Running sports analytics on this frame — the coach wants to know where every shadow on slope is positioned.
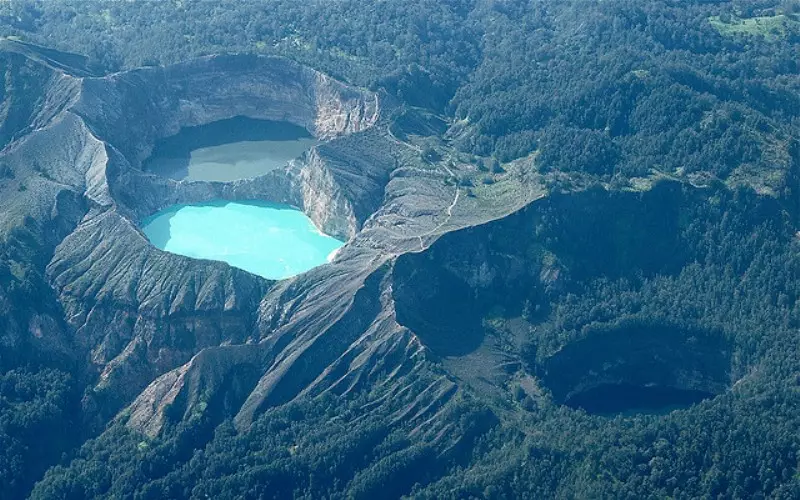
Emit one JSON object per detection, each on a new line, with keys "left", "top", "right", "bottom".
{"left": 541, "top": 320, "right": 732, "bottom": 415}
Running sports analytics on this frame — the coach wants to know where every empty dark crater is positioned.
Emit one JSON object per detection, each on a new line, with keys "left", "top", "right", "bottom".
{"left": 540, "top": 322, "right": 732, "bottom": 415}
{"left": 565, "top": 383, "right": 716, "bottom": 415}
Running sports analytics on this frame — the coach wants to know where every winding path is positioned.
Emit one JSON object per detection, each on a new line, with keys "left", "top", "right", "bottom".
{"left": 385, "top": 127, "right": 461, "bottom": 251}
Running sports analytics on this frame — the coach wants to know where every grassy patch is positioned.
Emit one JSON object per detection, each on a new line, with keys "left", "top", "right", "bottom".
{"left": 709, "top": 13, "right": 799, "bottom": 40}
{"left": 469, "top": 153, "right": 542, "bottom": 212}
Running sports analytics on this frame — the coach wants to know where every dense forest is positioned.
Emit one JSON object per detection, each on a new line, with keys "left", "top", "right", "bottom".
{"left": 1, "top": 0, "right": 798, "bottom": 180}
{"left": 27, "top": 179, "right": 800, "bottom": 500}
{"left": 0, "top": 0, "right": 798, "bottom": 498}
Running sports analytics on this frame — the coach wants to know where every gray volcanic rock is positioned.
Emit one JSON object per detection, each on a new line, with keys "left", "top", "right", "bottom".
{"left": 2, "top": 41, "right": 525, "bottom": 451}
{"left": 0, "top": 44, "right": 81, "bottom": 150}
{"left": 126, "top": 342, "right": 269, "bottom": 438}
{"left": 71, "top": 55, "right": 380, "bottom": 169}
{"left": 48, "top": 208, "right": 268, "bottom": 414}
{"left": 0, "top": 45, "right": 402, "bottom": 430}
{"left": 0, "top": 40, "right": 738, "bottom": 464}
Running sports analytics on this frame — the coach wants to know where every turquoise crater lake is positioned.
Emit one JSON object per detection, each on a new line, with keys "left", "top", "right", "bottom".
{"left": 141, "top": 201, "right": 344, "bottom": 280}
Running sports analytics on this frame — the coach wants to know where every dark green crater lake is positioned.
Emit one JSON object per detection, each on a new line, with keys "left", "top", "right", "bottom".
{"left": 144, "top": 116, "right": 317, "bottom": 182}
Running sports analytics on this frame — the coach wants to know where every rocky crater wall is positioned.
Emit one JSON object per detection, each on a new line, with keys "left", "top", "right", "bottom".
{"left": 71, "top": 54, "right": 383, "bottom": 240}
{"left": 0, "top": 52, "right": 393, "bottom": 427}
{"left": 540, "top": 320, "right": 733, "bottom": 410}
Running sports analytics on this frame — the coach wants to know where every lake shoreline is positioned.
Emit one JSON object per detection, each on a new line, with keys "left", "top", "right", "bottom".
{"left": 141, "top": 200, "right": 344, "bottom": 280}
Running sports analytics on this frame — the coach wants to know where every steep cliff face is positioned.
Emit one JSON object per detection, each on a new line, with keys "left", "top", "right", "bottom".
{"left": 47, "top": 208, "right": 269, "bottom": 421}
{"left": 71, "top": 54, "right": 383, "bottom": 234}
{"left": 388, "top": 180, "right": 790, "bottom": 410}
{"left": 0, "top": 47, "right": 75, "bottom": 150}
{"left": 71, "top": 55, "right": 379, "bottom": 166}
{"left": 2, "top": 43, "right": 508, "bottom": 455}
{"left": 0, "top": 46, "right": 395, "bottom": 431}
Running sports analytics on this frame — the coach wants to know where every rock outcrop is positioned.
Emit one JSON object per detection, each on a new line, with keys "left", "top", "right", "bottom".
{"left": 0, "top": 44, "right": 396, "bottom": 428}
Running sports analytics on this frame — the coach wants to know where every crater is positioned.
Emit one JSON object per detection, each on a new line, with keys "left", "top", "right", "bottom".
{"left": 563, "top": 383, "right": 716, "bottom": 415}
{"left": 140, "top": 200, "right": 344, "bottom": 280}
{"left": 540, "top": 322, "right": 732, "bottom": 415}
{"left": 143, "top": 116, "right": 317, "bottom": 182}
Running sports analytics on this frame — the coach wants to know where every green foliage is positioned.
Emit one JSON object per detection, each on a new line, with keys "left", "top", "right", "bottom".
{"left": 710, "top": 12, "right": 800, "bottom": 40}
{"left": 0, "top": 368, "right": 78, "bottom": 499}
{"left": 31, "top": 393, "right": 491, "bottom": 499}
{"left": 450, "top": 1, "right": 798, "bottom": 177}
{"left": 1, "top": 0, "right": 796, "bottom": 180}
{"left": 0, "top": 1, "right": 797, "bottom": 498}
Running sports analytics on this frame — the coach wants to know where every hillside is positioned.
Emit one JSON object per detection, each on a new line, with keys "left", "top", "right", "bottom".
{"left": 0, "top": 1, "right": 797, "bottom": 498}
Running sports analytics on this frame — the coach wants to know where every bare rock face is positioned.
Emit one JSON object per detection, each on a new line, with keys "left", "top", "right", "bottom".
{"left": 47, "top": 208, "right": 268, "bottom": 418}
{"left": 126, "top": 342, "right": 268, "bottom": 438}
{"left": 299, "top": 148, "right": 360, "bottom": 241}
{"left": 71, "top": 55, "right": 380, "bottom": 168}
{"left": 1, "top": 43, "right": 515, "bottom": 450}
{"left": 0, "top": 45, "right": 399, "bottom": 428}
{"left": 0, "top": 42, "right": 84, "bottom": 150}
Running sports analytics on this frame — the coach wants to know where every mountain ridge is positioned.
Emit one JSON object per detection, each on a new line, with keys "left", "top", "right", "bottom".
{"left": 0, "top": 21, "right": 797, "bottom": 498}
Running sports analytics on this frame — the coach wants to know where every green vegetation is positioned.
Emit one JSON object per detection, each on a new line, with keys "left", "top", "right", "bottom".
{"left": 710, "top": 12, "right": 800, "bottom": 40}
{"left": 0, "top": 0, "right": 796, "bottom": 185}
{"left": 0, "top": 221, "right": 83, "bottom": 499}
{"left": 0, "top": 0, "right": 797, "bottom": 498}
{"left": 399, "top": 182, "right": 800, "bottom": 498}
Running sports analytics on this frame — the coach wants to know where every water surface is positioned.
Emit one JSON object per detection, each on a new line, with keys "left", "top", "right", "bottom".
{"left": 144, "top": 116, "right": 317, "bottom": 182}
{"left": 141, "top": 201, "right": 344, "bottom": 280}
